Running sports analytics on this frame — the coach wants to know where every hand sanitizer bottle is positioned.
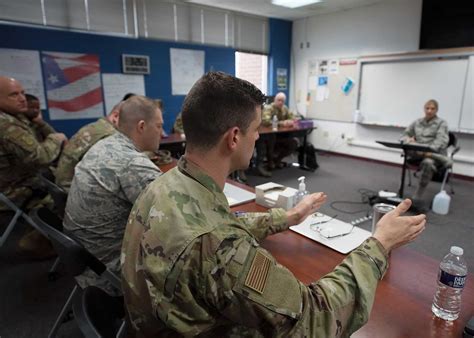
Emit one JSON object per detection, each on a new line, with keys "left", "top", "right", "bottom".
{"left": 294, "top": 176, "right": 308, "bottom": 206}
{"left": 272, "top": 114, "right": 278, "bottom": 131}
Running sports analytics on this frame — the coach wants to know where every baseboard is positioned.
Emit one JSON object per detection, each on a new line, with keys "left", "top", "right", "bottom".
{"left": 317, "top": 150, "right": 474, "bottom": 182}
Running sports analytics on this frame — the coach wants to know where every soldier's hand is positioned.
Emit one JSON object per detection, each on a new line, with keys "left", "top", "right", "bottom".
{"left": 373, "top": 199, "right": 426, "bottom": 253}
{"left": 287, "top": 192, "right": 327, "bottom": 226}
{"left": 51, "top": 133, "right": 68, "bottom": 143}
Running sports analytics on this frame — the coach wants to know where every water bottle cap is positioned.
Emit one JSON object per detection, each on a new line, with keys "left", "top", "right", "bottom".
{"left": 450, "top": 246, "right": 463, "bottom": 256}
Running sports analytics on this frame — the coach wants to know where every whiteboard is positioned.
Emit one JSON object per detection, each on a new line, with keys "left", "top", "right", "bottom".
{"left": 307, "top": 58, "right": 358, "bottom": 122}
{"left": 170, "top": 48, "right": 205, "bottom": 95}
{"left": 0, "top": 48, "right": 46, "bottom": 109}
{"left": 358, "top": 57, "right": 469, "bottom": 130}
{"left": 459, "top": 56, "right": 474, "bottom": 132}
{"left": 102, "top": 73, "right": 145, "bottom": 113}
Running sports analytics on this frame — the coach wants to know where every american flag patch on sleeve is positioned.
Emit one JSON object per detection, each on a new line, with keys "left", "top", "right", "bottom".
{"left": 244, "top": 250, "right": 271, "bottom": 294}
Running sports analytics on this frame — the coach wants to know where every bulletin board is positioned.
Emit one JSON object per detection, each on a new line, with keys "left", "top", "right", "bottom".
{"left": 306, "top": 58, "right": 358, "bottom": 123}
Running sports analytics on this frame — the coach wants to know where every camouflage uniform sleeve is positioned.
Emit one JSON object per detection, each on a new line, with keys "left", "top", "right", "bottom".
{"left": 33, "top": 120, "right": 56, "bottom": 138}
{"left": 203, "top": 236, "right": 388, "bottom": 337}
{"left": 119, "top": 157, "right": 162, "bottom": 203}
{"left": 402, "top": 120, "right": 416, "bottom": 139}
{"left": 173, "top": 113, "right": 184, "bottom": 134}
{"left": 261, "top": 105, "right": 273, "bottom": 126}
{"left": 430, "top": 120, "right": 449, "bottom": 152}
{"left": 235, "top": 208, "right": 288, "bottom": 241}
{"left": 283, "top": 106, "right": 294, "bottom": 120}
{"left": 2, "top": 124, "right": 62, "bottom": 166}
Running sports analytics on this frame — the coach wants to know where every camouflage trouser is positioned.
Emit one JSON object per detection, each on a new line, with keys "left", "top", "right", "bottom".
{"left": 408, "top": 152, "right": 452, "bottom": 187}
{"left": 0, "top": 185, "right": 52, "bottom": 212}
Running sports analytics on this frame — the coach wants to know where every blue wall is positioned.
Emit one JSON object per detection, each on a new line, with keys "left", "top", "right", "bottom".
{"left": 268, "top": 18, "right": 292, "bottom": 102}
{"left": 0, "top": 20, "right": 291, "bottom": 136}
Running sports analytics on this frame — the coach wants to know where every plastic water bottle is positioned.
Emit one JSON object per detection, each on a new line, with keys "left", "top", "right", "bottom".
{"left": 272, "top": 115, "right": 278, "bottom": 131}
{"left": 431, "top": 246, "right": 468, "bottom": 321}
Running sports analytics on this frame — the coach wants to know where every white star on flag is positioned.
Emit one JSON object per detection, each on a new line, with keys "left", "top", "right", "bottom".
{"left": 48, "top": 74, "right": 59, "bottom": 84}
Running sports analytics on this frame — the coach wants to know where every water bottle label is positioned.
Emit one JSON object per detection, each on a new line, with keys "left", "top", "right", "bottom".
{"left": 439, "top": 270, "right": 467, "bottom": 288}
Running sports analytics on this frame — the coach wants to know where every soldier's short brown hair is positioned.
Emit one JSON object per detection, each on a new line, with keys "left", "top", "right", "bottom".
{"left": 181, "top": 71, "right": 266, "bottom": 150}
{"left": 118, "top": 95, "right": 159, "bottom": 131}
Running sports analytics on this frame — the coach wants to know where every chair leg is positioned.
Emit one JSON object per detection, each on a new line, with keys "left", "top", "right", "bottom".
{"left": 408, "top": 169, "right": 412, "bottom": 187}
{"left": 0, "top": 209, "right": 22, "bottom": 248}
{"left": 48, "top": 285, "right": 80, "bottom": 338}
{"left": 48, "top": 257, "right": 61, "bottom": 281}
{"left": 116, "top": 320, "right": 127, "bottom": 338}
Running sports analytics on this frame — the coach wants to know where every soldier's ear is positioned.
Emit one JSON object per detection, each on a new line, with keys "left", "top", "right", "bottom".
{"left": 225, "top": 127, "right": 240, "bottom": 151}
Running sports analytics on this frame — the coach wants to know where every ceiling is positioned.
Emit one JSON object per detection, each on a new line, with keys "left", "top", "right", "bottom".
{"left": 183, "top": 0, "right": 388, "bottom": 20}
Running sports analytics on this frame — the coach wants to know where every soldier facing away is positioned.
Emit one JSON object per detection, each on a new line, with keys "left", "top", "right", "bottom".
{"left": 121, "top": 72, "right": 426, "bottom": 337}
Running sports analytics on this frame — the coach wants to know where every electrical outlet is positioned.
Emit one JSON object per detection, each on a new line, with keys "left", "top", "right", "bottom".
{"left": 323, "top": 131, "right": 329, "bottom": 137}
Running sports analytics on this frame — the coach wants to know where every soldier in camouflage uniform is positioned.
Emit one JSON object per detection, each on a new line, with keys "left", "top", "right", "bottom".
{"left": 24, "top": 93, "right": 57, "bottom": 143}
{"left": 173, "top": 112, "right": 184, "bottom": 134}
{"left": 63, "top": 96, "right": 163, "bottom": 295}
{"left": 0, "top": 77, "right": 66, "bottom": 210}
{"left": 402, "top": 99, "right": 451, "bottom": 202}
{"left": 0, "top": 76, "right": 67, "bottom": 257}
{"left": 256, "top": 92, "right": 298, "bottom": 177}
{"left": 121, "top": 72, "right": 426, "bottom": 337}
{"left": 54, "top": 102, "right": 120, "bottom": 190}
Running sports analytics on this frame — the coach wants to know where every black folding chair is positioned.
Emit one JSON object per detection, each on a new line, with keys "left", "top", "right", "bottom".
{"left": 38, "top": 171, "right": 68, "bottom": 219}
{"left": 73, "top": 286, "right": 126, "bottom": 338}
{"left": 29, "top": 207, "right": 122, "bottom": 338}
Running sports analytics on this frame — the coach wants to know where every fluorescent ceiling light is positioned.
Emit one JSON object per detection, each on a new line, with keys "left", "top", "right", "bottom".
{"left": 271, "top": 0, "right": 323, "bottom": 9}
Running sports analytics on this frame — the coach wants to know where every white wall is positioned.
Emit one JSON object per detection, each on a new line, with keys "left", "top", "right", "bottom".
{"left": 290, "top": 0, "right": 474, "bottom": 177}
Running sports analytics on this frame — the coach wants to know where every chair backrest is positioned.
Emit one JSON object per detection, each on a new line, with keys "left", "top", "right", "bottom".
{"left": 448, "top": 132, "right": 457, "bottom": 148}
{"left": 73, "top": 286, "right": 125, "bottom": 338}
{"left": 30, "top": 207, "right": 106, "bottom": 277}
{"left": 38, "top": 171, "right": 68, "bottom": 217}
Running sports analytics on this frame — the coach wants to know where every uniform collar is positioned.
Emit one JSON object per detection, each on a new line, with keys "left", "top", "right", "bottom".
{"left": 177, "top": 156, "right": 229, "bottom": 208}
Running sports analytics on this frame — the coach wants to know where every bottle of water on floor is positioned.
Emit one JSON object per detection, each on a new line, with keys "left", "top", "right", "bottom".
{"left": 431, "top": 246, "right": 467, "bottom": 321}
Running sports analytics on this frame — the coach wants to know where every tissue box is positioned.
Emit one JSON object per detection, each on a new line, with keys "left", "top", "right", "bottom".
{"left": 255, "top": 182, "right": 298, "bottom": 210}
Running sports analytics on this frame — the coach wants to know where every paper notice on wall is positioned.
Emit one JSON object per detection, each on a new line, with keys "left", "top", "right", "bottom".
{"left": 329, "top": 59, "right": 339, "bottom": 74}
{"left": 308, "top": 59, "right": 318, "bottom": 76}
{"left": 319, "top": 60, "right": 328, "bottom": 75}
{"left": 277, "top": 68, "right": 288, "bottom": 90}
{"left": 170, "top": 48, "right": 205, "bottom": 95}
{"left": 0, "top": 48, "right": 47, "bottom": 109}
{"left": 308, "top": 75, "right": 318, "bottom": 90}
{"left": 102, "top": 74, "right": 145, "bottom": 113}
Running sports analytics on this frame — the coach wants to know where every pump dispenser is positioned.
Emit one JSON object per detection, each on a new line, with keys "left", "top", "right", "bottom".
{"left": 294, "top": 176, "right": 308, "bottom": 206}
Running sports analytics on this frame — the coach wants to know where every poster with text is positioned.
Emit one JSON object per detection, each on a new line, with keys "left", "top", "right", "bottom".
{"left": 277, "top": 68, "right": 288, "bottom": 90}
{"left": 42, "top": 52, "right": 104, "bottom": 120}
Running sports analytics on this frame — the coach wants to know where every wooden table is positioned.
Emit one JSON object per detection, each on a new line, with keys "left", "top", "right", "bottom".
{"left": 159, "top": 160, "right": 473, "bottom": 337}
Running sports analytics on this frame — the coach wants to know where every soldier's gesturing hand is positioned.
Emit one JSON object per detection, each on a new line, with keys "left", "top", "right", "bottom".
{"left": 286, "top": 192, "right": 327, "bottom": 226}
{"left": 373, "top": 199, "right": 426, "bottom": 252}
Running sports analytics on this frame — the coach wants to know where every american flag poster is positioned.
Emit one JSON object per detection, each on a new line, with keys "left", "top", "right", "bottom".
{"left": 42, "top": 52, "right": 104, "bottom": 120}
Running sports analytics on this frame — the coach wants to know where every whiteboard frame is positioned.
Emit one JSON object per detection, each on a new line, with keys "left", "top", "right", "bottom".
{"left": 356, "top": 50, "right": 474, "bottom": 133}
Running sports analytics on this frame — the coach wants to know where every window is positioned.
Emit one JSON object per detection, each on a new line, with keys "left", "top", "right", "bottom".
{"left": 235, "top": 51, "right": 268, "bottom": 94}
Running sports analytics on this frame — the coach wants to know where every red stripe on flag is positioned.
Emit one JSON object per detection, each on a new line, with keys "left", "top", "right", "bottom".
{"left": 63, "top": 65, "right": 100, "bottom": 83}
{"left": 46, "top": 54, "right": 99, "bottom": 66}
{"left": 48, "top": 87, "right": 103, "bottom": 112}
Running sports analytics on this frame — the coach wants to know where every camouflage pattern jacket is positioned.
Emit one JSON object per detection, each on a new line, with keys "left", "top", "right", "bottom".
{"left": 173, "top": 112, "right": 184, "bottom": 134}
{"left": 261, "top": 103, "right": 294, "bottom": 127}
{"left": 55, "top": 117, "right": 116, "bottom": 190}
{"left": 403, "top": 116, "right": 449, "bottom": 155}
{"left": 63, "top": 132, "right": 162, "bottom": 293}
{"left": 121, "top": 156, "right": 388, "bottom": 337}
{"left": 28, "top": 118, "right": 56, "bottom": 142}
{"left": 0, "top": 111, "right": 62, "bottom": 209}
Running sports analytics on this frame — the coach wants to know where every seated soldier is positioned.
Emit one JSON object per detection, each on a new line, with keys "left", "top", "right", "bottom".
{"left": 63, "top": 96, "right": 163, "bottom": 295}
{"left": 121, "top": 72, "right": 426, "bottom": 337}
{"left": 54, "top": 103, "right": 120, "bottom": 190}
{"left": 173, "top": 112, "right": 184, "bottom": 134}
{"left": 24, "top": 94, "right": 57, "bottom": 142}
{"left": 0, "top": 76, "right": 67, "bottom": 258}
{"left": 401, "top": 99, "right": 451, "bottom": 206}
{"left": 255, "top": 92, "right": 298, "bottom": 177}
